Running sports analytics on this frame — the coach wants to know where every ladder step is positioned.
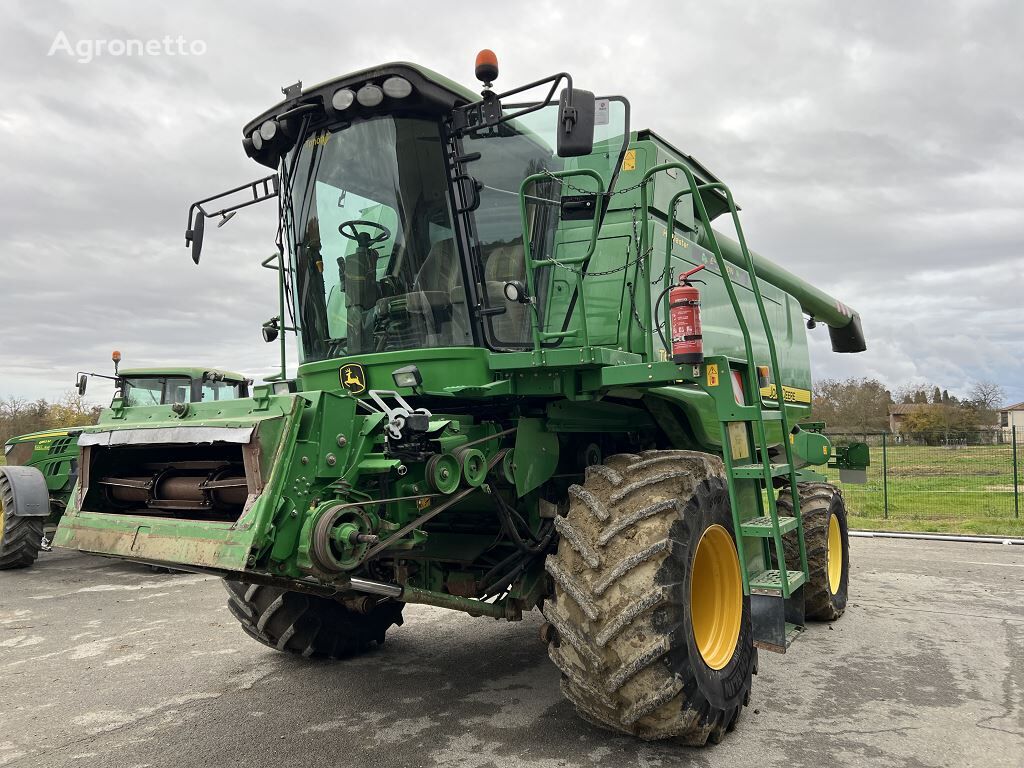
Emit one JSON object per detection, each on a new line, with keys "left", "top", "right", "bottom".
{"left": 731, "top": 463, "right": 792, "bottom": 479}
{"left": 740, "top": 515, "right": 799, "bottom": 537}
{"left": 749, "top": 569, "right": 806, "bottom": 593}
{"left": 760, "top": 409, "right": 784, "bottom": 421}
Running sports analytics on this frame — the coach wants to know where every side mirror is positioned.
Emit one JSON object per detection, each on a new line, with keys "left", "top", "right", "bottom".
{"left": 556, "top": 88, "right": 596, "bottom": 158}
{"left": 186, "top": 212, "right": 206, "bottom": 265}
{"left": 76, "top": 374, "right": 88, "bottom": 396}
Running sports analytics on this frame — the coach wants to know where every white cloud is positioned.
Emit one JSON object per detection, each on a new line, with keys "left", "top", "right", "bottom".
{"left": 1, "top": 0, "right": 1022, "bottom": 407}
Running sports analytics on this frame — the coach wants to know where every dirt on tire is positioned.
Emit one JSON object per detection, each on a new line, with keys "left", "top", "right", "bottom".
{"left": 224, "top": 580, "right": 404, "bottom": 658}
{"left": 543, "top": 450, "right": 755, "bottom": 745}
{"left": 777, "top": 482, "right": 849, "bottom": 621}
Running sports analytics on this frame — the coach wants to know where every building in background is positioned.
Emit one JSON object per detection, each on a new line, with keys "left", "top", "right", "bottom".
{"left": 888, "top": 403, "right": 929, "bottom": 435}
{"left": 999, "top": 402, "right": 1024, "bottom": 440}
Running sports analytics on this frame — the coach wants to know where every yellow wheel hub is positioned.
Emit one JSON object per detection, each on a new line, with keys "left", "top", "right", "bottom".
{"left": 827, "top": 513, "right": 842, "bottom": 594}
{"left": 690, "top": 524, "right": 743, "bottom": 670}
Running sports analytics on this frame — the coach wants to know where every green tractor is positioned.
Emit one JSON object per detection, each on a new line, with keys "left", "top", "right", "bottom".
{"left": 54, "top": 56, "right": 869, "bottom": 744}
{"left": 1, "top": 357, "right": 250, "bottom": 569}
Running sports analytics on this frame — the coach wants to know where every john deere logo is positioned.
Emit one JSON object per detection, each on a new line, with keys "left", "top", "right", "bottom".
{"left": 339, "top": 363, "right": 366, "bottom": 394}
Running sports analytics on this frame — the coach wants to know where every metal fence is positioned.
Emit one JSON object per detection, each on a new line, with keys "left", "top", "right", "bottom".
{"left": 823, "top": 427, "right": 1022, "bottom": 535}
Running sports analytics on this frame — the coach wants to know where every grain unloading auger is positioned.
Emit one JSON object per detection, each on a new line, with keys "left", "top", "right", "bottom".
{"left": 55, "top": 52, "right": 869, "bottom": 744}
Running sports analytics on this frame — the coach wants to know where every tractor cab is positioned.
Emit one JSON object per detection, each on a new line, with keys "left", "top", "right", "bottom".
{"left": 117, "top": 368, "right": 249, "bottom": 407}
{"left": 188, "top": 60, "right": 631, "bottom": 375}
{"left": 75, "top": 353, "right": 250, "bottom": 407}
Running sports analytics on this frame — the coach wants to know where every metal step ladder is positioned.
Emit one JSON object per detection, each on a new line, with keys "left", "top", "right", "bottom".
{"left": 642, "top": 164, "right": 809, "bottom": 650}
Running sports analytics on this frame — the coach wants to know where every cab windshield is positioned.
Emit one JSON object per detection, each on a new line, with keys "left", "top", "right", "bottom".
{"left": 120, "top": 376, "right": 244, "bottom": 406}
{"left": 285, "top": 117, "right": 469, "bottom": 363}
{"left": 122, "top": 377, "right": 191, "bottom": 406}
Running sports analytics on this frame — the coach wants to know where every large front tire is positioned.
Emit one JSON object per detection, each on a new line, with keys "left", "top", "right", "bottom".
{"left": 777, "top": 483, "right": 849, "bottom": 621}
{"left": 224, "top": 580, "right": 404, "bottom": 658}
{"left": 0, "top": 472, "right": 44, "bottom": 570}
{"left": 543, "top": 450, "right": 755, "bottom": 744}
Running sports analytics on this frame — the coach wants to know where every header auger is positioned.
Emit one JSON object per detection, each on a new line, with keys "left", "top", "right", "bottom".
{"left": 55, "top": 53, "right": 869, "bottom": 745}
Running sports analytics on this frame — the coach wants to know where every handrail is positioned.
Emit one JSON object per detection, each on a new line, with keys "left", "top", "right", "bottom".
{"left": 638, "top": 163, "right": 757, "bottom": 372}
{"left": 638, "top": 162, "right": 809, "bottom": 596}
{"left": 518, "top": 168, "right": 606, "bottom": 351}
{"left": 701, "top": 181, "right": 809, "bottom": 580}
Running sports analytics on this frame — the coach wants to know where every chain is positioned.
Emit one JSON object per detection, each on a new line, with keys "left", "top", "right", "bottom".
{"left": 537, "top": 168, "right": 651, "bottom": 198}
{"left": 531, "top": 169, "right": 670, "bottom": 333}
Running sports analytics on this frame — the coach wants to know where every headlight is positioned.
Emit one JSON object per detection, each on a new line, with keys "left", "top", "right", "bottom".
{"left": 259, "top": 120, "right": 279, "bottom": 141}
{"left": 332, "top": 88, "right": 355, "bottom": 110}
{"left": 392, "top": 365, "right": 422, "bottom": 389}
{"left": 251, "top": 129, "right": 264, "bottom": 151}
{"left": 382, "top": 77, "right": 413, "bottom": 99}
{"left": 356, "top": 84, "right": 384, "bottom": 107}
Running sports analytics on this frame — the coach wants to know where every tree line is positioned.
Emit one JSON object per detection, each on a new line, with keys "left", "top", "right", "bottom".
{"left": 812, "top": 377, "right": 1005, "bottom": 439}
{"left": 0, "top": 378, "right": 1008, "bottom": 450}
{"left": 0, "top": 393, "right": 103, "bottom": 450}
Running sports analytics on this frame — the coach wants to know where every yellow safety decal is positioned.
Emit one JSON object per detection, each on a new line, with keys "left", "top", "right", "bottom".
{"left": 760, "top": 384, "right": 812, "bottom": 404}
{"left": 622, "top": 149, "right": 636, "bottom": 171}
{"left": 706, "top": 364, "right": 719, "bottom": 387}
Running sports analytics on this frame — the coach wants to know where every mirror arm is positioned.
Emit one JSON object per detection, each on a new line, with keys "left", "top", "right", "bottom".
{"left": 76, "top": 371, "right": 119, "bottom": 383}
{"left": 184, "top": 175, "right": 280, "bottom": 251}
{"left": 453, "top": 72, "right": 573, "bottom": 135}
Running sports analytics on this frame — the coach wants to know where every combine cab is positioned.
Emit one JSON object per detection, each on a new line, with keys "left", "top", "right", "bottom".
{"left": 1, "top": 359, "right": 249, "bottom": 569}
{"left": 55, "top": 55, "right": 869, "bottom": 744}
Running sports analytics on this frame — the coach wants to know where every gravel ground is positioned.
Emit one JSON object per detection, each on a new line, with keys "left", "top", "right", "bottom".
{"left": 0, "top": 537, "right": 1021, "bottom": 768}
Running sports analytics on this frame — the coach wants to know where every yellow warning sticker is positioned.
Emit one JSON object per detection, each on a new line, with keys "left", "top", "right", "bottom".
{"left": 706, "top": 363, "right": 719, "bottom": 387}
{"left": 622, "top": 149, "right": 636, "bottom": 171}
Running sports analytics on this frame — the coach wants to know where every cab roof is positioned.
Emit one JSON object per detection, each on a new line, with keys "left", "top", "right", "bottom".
{"left": 243, "top": 61, "right": 480, "bottom": 138}
{"left": 119, "top": 367, "right": 247, "bottom": 382}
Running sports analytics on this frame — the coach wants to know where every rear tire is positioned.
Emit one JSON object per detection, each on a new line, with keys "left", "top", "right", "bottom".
{"left": 224, "top": 580, "right": 404, "bottom": 658}
{"left": 777, "top": 483, "right": 849, "bottom": 621}
{"left": 543, "top": 450, "right": 755, "bottom": 744}
{"left": 0, "top": 473, "right": 44, "bottom": 570}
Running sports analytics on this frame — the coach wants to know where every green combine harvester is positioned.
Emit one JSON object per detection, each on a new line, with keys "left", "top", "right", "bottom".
{"left": 1, "top": 356, "right": 250, "bottom": 569}
{"left": 51, "top": 55, "right": 869, "bottom": 744}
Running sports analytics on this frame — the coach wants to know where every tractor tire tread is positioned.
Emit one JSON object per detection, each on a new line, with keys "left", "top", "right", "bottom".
{"left": 776, "top": 483, "right": 848, "bottom": 621}
{"left": 544, "top": 450, "right": 754, "bottom": 744}
{"left": 0, "top": 472, "right": 44, "bottom": 570}
{"left": 223, "top": 580, "right": 402, "bottom": 659}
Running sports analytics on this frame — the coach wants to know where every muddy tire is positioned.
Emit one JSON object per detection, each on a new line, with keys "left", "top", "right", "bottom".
{"left": 224, "top": 580, "right": 404, "bottom": 658}
{"left": 543, "top": 450, "right": 755, "bottom": 744}
{"left": 777, "top": 483, "right": 849, "bottom": 621}
{"left": 0, "top": 473, "right": 44, "bottom": 570}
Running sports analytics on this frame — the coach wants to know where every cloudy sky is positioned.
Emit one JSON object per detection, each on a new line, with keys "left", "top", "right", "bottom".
{"left": 2, "top": 0, "right": 1022, "bottom": 408}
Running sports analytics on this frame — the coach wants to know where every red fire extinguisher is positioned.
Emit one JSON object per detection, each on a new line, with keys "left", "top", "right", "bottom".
{"left": 669, "top": 264, "right": 707, "bottom": 364}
